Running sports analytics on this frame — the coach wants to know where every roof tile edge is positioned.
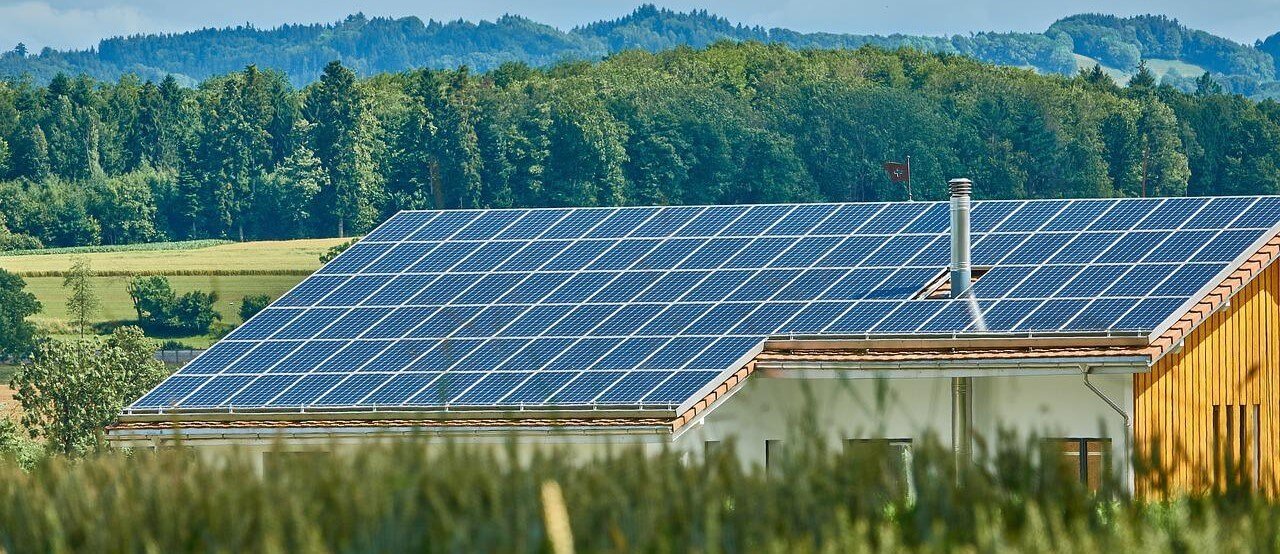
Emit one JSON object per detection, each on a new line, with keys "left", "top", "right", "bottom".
{"left": 1147, "top": 231, "right": 1280, "bottom": 363}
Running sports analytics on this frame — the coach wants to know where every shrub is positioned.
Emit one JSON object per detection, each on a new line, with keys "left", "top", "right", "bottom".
{"left": 0, "top": 239, "right": 230, "bottom": 257}
{"left": 239, "top": 294, "right": 271, "bottom": 321}
{"left": 169, "top": 290, "right": 220, "bottom": 334}
{"left": 125, "top": 275, "right": 221, "bottom": 335}
{"left": 157, "top": 340, "right": 195, "bottom": 350}
{"left": 0, "top": 232, "right": 42, "bottom": 252}
{"left": 0, "top": 269, "right": 41, "bottom": 360}
{"left": 319, "top": 238, "right": 357, "bottom": 263}
{"left": 126, "top": 275, "right": 173, "bottom": 323}
{"left": 11, "top": 326, "right": 167, "bottom": 456}
{"left": 0, "top": 417, "right": 41, "bottom": 470}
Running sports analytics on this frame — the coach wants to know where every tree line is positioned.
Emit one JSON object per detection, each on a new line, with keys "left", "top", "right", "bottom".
{"left": 7, "top": 6, "right": 1280, "bottom": 98}
{"left": 1, "top": 43, "right": 1280, "bottom": 248}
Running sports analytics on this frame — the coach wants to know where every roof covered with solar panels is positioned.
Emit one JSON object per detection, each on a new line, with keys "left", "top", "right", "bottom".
{"left": 124, "top": 196, "right": 1280, "bottom": 417}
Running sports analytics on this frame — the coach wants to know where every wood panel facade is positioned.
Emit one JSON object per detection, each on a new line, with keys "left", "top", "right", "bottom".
{"left": 1135, "top": 260, "right": 1280, "bottom": 496}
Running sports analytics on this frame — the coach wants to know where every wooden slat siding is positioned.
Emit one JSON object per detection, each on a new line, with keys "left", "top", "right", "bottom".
{"left": 1135, "top": 261, "right": 1280, "bottom": 497}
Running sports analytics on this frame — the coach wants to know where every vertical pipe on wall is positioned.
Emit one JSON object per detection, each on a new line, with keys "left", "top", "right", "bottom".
{"left": 949, "top": 178, "right": 974, "bottom": 474}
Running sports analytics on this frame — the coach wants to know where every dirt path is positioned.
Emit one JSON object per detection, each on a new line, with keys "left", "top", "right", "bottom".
{"left": 0, "top": 386, "right": 16, "bottom": 416}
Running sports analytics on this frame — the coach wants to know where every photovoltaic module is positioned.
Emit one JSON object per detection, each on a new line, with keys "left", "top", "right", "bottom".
{"left": 128, "top": 196, "right": 1280, "bottom": 414}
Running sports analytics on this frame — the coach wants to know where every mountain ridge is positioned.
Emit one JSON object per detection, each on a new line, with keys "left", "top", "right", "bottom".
{"left": 1, "top": 5, "right": 1278, "bottom": 97}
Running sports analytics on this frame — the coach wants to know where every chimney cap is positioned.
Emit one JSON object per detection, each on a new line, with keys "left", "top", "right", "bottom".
{"left": 948, "top": 178, "right": 972, "bottom": 197}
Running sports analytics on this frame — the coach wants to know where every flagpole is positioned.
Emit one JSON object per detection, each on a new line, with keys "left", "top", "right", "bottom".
{"left": 906, "top": 155, "right": 912, "bottom": 201}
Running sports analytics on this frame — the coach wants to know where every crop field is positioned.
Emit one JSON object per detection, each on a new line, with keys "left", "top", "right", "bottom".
{"left": 0, "top": 238, "right": 346, "bottom": 348}
{"left": 0, "top": 238, "right": 346, "bottom": 276}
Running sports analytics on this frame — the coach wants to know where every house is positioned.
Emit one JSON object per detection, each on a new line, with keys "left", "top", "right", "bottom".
{"left": 107, "top": 181, "right": 1280, "bottom": 496}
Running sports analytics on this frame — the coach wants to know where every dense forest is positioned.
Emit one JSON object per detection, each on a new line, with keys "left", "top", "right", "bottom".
{"left": 1, "top": 42, "right": 1279, "bottom": 249}
{"left": 3, "top": 7, "right": 1280, "bottom": 97}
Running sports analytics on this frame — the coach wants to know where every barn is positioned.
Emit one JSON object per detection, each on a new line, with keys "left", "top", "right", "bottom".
{"left": 108, "top": 181, "right": 1280, "bottom": 496}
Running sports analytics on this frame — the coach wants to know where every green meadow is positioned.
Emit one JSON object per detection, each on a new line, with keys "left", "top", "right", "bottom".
{"left": 0, "top": 238, "right": 346, "bottom": 348}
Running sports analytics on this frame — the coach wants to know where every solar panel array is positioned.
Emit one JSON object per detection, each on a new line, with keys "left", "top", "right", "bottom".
{"left": 128, "top": 196, "right": 1280, "bottom": 414}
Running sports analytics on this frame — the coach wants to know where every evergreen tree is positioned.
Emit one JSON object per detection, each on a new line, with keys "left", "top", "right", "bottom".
{"left": 13, "top": 125, "right": 51, "bottom": 180}
{"left": 305, "top": 61, "right": 381, "bottom": 236}
{"left": 1135, "top": 99, "right": 1190, "bottom": 197}
{"left": 1128, "top": 60, "right": 1157, "bottom": 91}
{"left": 1194, "top": 72, "right": 1224, "bottom": 96}
{"left": 1078, "top": 64, "right": 1118, "bottom": 92}
{"left": 391, "top": 69, "right": 445, "bottom": 209}
{"left": 256, "top": 132, "right": 324, "bottom": 238}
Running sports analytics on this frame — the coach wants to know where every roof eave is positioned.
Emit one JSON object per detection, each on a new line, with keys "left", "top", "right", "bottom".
{"left": 106, "top": 423, "right": 673, "bottom": 443}
{"left": 764, "top": 333, "right": 1150, "bottom": 351}
{"left": 115, "top": 407, "right": 677, "bottom": 425}
{"left": 755, "top": 355, "right": 1150, "bottom": 378}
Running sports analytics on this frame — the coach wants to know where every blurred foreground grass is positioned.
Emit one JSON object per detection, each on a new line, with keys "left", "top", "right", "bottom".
{"left": 0, "top": 433, "right": 1276, "bottom": 553}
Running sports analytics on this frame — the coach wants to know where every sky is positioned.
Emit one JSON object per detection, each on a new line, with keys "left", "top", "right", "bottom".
{"left": 1, "top": 0, "right": 1278, "bottom": 52}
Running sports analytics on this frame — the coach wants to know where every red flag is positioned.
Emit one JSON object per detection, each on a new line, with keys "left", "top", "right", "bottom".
{"left": 883, "top": 161, "right": 910, "bottom": 183}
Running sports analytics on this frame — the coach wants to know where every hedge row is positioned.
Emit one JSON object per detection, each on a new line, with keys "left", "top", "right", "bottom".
{"left": 0, "top": 239, "right": 233, "bottom": 257}
{"left": 12, "top": 269, "right": 313, "bottom": 278}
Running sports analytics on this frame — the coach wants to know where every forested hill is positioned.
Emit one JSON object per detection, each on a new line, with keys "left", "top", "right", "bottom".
{"left": 3, "top": 44, "right": 1280, "bottom": 252}
{"left": 2, "top": 6, "right": 1280, "bottom": 97}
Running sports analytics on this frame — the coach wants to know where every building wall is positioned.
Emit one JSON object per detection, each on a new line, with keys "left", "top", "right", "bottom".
{"left": 120, "top": 430, "right": 673, "bottom": 472}
{"left": 1135, "top": 261, "right": 1280, "bottom": 496}
{"left": 676, "top": 373, "right": 1132, "bottom": 476}
{"left": 118, "top": 373, "right": 1133, "bottom": 482}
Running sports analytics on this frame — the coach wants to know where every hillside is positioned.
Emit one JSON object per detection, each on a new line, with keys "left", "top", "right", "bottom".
{"left": 5, "top": 42, "right": 1280, "bottom": 257}
{"left": 1, "top": 6, "right": 1279, "bottom": 97}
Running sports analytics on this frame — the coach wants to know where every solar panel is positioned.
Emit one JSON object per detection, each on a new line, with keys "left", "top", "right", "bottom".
{"left": 130, "top": 197, "right": 1280, "bottom": 415}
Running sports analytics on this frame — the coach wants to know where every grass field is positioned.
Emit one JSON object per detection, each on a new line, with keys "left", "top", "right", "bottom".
{"left": 0, "top": 437, "right": 1277, "bottom": 551}
{"left": 0, "top": 237, "right": 346, "bottom": 276}
{"left": 1073, "top": 54, "right": 1129, "bottom": 82}
{"left": 0, "top": 238, "right": 346, "bottom": 348}
{"left": 1145, "top": 58, "right": 1210, "bottom": 79}
{"left": 1072, "top": 54, "right": 1209, "bottom": 86}
{"left": 20, "top": 275, "right": 308, "bottom": 348}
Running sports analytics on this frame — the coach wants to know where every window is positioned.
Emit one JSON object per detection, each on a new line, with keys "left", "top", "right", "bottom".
{"left": 916, "top": 268, "right": 990, "bottom": 299}
{"left": 846, "top": 438, "right": 914, "bottom": 496}
{"left": 704, "top": 440, "right": 723, "bottom": 460}
{"left": 765, "top": 440, "right": 783, "bottom": 474}
{"left": 1045, "top": 438, "right": 1110, "bottom": 491}
{"left": 1213, "top": 403, "right": 1261, "bottom": 490}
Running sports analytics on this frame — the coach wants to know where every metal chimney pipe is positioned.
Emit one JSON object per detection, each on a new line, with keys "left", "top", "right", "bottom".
{"left": 948, "top": 177, "right": 974, "bottom": 477}
{"left": 948, "top": 178, "right": 973, "bottom": 299}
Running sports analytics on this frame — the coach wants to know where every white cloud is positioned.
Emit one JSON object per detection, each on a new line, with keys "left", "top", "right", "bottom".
{"left": 0, "top": 0, "right": 1276, "bottom": 53}
{"left": 0, "top": 1, "right": 169, "bottom": 51}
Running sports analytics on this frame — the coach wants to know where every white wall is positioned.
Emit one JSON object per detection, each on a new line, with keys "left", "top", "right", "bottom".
{"left": 119, "top": 373, "right": 1135, "bottom": 482}
{"left": 674, "top": 373, "right": 1133, "bottom": 477}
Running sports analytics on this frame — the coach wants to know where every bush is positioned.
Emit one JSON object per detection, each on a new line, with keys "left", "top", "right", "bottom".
{"left": 0, "top": 239, "right": 230, "bottom": 257}
{"left": 319, "top": 238, "right": 357, "bottom": 263}
{"left": 0, "top": 269, "right": 41, "bottom": 360}
{"left": 169, "top": 290, "right": 220, "bottom": 334}
{"left": 157, "top": 340, "right": 195, "bottom": 350}
{"left": 0, "top": 232, "right": 42, "bottom": 252}
{"left": 0, "top": 417, "right": 42, "bottom": 470}
{"left": 239, "top": 294, "right": 271, "bottom": 321}
{"left": 126, "top": 275, "right": 221, "bottom": 335}
{"left": 11, "top": 326, "right": 167, "bottom": 456}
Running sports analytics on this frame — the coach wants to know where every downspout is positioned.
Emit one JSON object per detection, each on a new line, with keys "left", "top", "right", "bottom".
{"left": 1082, "top": 364, "right": 1132, "bottom": 492}
{"left": 949, "top": 178, "right": 974, "bottom": 473}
